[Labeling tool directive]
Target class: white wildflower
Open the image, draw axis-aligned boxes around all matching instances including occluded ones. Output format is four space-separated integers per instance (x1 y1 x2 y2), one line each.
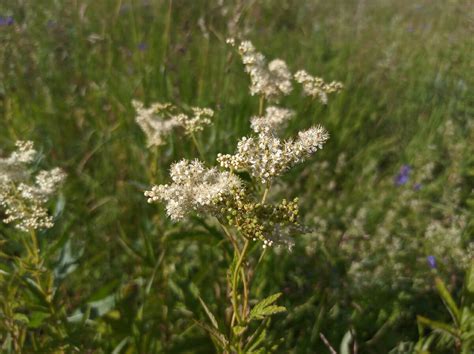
292 125 330 160
217 125 329 184
0 141 66 231
132 100 181 147
144 159 242 221
133 100 214 146
175 107 214 135
294 70 343 104
250 106 295 134
236 40 292 101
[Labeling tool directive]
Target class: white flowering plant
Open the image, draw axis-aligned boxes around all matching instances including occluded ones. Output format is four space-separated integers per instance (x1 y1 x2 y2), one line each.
142 39 342 352
0 141 69 352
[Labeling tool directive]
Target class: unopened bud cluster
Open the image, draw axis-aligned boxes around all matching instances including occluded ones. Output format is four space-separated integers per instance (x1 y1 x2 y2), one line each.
218 190 299 248
133 100 214 147
0 141 66 231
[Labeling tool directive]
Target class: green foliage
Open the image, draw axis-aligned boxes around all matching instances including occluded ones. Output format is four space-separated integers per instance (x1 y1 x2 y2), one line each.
416 261 474 353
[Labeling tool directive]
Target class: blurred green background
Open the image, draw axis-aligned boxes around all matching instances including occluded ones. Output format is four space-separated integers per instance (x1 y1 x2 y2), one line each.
0 0 472 353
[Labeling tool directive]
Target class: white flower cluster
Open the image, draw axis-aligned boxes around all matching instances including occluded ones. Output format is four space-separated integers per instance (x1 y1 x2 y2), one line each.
217 125 329 184
294 70 343 104
0 141 66 231
175 107 214 135
144 159 242 221
133 100 214 147
231 40 293 101
250 106 295 134
132 100 180 147
228 39 344 105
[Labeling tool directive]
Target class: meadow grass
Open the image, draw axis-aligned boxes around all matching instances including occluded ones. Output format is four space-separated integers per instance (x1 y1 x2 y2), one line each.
0 0 472 353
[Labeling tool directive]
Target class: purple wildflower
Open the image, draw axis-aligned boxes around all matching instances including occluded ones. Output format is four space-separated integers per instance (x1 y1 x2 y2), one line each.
414 183 422 191
138 42 148 51
0 16 14 26
394 165 411 186
427 256 436 269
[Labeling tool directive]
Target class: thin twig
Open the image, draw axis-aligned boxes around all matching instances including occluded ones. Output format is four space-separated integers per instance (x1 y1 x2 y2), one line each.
320 333 338 354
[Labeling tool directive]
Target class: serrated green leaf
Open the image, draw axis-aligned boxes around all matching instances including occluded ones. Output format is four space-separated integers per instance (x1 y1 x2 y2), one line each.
250 293 286 320
252 305 286 320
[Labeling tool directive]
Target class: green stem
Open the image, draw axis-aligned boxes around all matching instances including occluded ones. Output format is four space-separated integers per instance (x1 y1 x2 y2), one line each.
241 267 248 323
190 132 206 161
29 229 39 265
258 96 265 116
231 240 250 325
162 0 172 63
261 186 270 204
220 223 240 258
149 146 160 183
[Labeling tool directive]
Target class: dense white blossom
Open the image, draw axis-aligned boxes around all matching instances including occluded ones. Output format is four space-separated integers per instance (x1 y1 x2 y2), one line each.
0 141 66 231
217 125 329 184
294 70 343 104
144 159 242 220
233 40 293 101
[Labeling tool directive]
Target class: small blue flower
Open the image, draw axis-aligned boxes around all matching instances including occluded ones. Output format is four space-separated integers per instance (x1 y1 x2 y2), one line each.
394 165 411 186
427 255 436 269
0 16 14 26
414 183 422 191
